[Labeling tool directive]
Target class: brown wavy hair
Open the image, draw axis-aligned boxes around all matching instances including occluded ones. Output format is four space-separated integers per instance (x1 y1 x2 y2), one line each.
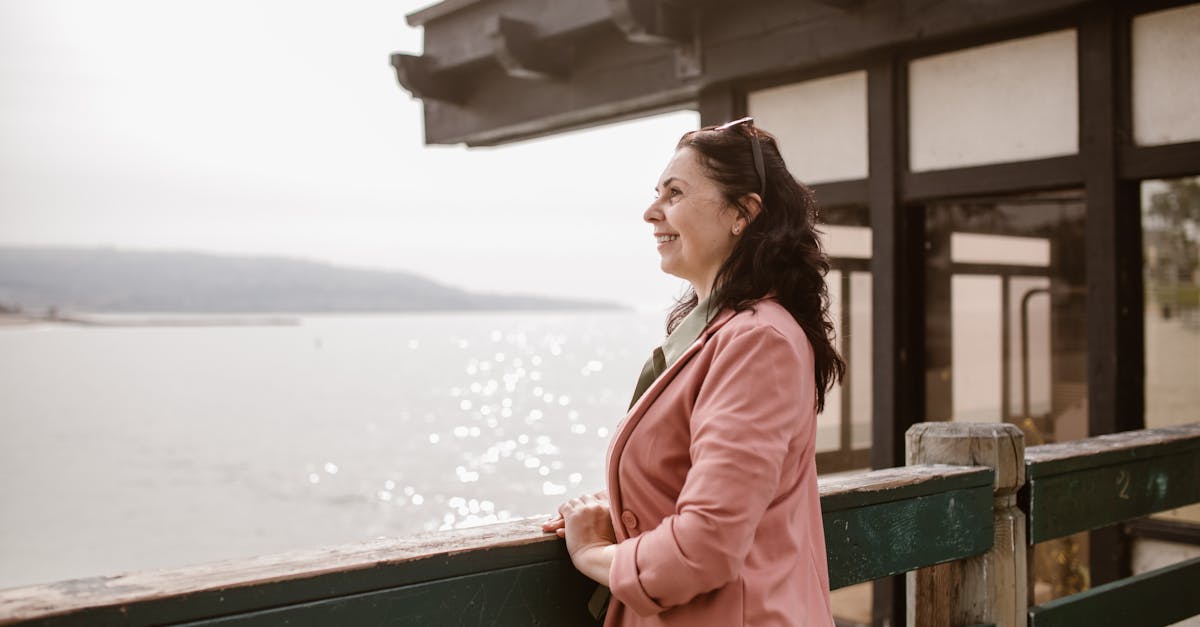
667 121 845 412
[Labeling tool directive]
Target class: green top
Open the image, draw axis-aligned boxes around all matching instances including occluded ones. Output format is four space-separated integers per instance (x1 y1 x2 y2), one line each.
628 295 716 409
662 294 715 366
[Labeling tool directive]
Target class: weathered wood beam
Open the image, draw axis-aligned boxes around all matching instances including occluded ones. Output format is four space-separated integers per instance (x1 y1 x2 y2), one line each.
906 423 1027 627
389 53 466 104
1024 422 1200 478
607 0 693 45
1027 449 1200 544
422 51 697 147
489 16 569 80
1023 423 1200 544
0 520 576 626
419 0 610 74
810 0 865 10
821 466 995 590
0 464 994 625
414 0 1094 145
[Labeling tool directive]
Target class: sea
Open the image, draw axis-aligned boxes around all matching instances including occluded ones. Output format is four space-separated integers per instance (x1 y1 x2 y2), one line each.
0 310 666 590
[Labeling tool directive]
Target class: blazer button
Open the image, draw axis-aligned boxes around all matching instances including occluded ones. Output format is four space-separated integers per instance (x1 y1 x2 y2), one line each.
620 510 639 530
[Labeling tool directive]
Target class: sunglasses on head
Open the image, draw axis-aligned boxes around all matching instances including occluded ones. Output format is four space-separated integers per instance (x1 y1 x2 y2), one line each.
715 116 766 199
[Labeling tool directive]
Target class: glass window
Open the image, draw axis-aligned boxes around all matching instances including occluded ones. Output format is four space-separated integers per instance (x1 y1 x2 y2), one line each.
924 191 1087 441
819 218 874 625
747 71 868 184
1132 4 1200 146
925 190 1090 604
908 30 1078 171
816 221 872 475
1142 176 1200 525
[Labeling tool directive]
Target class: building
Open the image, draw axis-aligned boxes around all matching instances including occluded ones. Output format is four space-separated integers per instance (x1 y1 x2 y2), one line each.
393 1 1200 623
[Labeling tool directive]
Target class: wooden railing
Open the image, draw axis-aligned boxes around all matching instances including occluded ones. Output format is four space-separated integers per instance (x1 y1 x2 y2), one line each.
0 422 1195 626
1023 424 1200 627
908 421 1200 627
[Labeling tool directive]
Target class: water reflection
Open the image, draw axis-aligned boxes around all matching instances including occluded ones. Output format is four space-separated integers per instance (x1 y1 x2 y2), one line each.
286 311 663 534
0 310 663 586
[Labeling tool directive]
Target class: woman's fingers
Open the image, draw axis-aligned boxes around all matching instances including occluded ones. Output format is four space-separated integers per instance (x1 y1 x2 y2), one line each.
547 494 610 535
548 495 584 531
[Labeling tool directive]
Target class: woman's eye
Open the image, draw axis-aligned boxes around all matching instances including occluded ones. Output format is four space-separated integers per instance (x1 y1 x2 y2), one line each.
653 188 681 200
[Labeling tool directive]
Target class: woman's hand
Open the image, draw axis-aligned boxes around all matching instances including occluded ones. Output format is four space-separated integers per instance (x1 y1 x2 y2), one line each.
543 491 616 585
541 489 608 535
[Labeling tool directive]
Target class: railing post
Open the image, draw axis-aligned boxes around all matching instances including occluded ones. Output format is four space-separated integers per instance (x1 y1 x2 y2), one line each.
905 422 1027 627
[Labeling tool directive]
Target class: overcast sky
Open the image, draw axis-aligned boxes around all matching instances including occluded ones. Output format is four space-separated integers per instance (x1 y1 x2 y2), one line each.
0 0 699 310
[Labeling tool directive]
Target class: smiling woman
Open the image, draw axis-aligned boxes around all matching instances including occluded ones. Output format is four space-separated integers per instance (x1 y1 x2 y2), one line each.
544 120 843 626
644 146 747 302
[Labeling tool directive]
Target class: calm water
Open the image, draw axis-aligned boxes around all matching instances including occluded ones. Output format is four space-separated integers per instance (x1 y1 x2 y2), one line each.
0 311 664 589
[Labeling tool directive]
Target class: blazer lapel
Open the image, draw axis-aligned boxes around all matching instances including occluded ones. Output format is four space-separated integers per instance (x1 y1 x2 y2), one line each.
605 308 739 538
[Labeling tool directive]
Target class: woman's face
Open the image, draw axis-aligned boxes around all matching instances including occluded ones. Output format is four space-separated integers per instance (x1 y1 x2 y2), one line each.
644 147 740 295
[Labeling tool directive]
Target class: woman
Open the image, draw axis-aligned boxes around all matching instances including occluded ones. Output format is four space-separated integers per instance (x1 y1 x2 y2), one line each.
543 118 843 626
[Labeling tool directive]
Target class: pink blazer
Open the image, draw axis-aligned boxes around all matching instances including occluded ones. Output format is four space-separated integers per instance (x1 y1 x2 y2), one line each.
605 298 834 626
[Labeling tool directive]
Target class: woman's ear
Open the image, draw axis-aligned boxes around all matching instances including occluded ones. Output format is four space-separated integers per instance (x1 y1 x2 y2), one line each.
742 193 763 223
731 193 762 236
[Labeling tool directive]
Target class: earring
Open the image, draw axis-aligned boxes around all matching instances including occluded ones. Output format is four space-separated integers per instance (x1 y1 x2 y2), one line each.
733 226 741 235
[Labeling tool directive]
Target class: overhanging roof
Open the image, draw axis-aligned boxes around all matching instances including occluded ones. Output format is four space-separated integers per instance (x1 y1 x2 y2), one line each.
394 0 1091 147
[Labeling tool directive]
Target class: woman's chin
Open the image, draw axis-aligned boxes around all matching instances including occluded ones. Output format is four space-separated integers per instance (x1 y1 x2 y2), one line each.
658 264 689 284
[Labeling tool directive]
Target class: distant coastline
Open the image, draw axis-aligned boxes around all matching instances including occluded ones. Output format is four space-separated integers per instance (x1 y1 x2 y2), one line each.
0 313 38 326
0 246 626 318
0 311 299 328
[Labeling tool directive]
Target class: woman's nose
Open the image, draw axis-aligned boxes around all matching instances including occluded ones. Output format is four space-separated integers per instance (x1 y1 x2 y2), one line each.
643 200 662 224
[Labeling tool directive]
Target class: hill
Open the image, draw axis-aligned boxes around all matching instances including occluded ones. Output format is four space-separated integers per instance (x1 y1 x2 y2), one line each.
0 247 621 314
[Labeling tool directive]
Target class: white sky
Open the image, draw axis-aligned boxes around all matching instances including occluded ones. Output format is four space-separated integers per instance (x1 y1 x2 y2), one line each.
0 0 699 310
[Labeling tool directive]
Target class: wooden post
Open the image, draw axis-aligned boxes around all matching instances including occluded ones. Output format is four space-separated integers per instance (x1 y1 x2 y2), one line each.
906 422 1027 627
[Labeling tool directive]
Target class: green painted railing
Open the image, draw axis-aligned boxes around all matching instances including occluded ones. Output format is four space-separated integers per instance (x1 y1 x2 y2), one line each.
905 422 1200 626
0 464 994 626
0 422 1194 626
822 465 993 590
1023 423 1200 627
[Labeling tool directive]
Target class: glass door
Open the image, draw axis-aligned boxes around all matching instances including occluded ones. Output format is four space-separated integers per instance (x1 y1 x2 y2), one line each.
923 190 1091 602
923 191 1088 443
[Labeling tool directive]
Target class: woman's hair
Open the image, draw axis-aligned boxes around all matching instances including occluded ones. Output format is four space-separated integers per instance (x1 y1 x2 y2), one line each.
668 121 845 412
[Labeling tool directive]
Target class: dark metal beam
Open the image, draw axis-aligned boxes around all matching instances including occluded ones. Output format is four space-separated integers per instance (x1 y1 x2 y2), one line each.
1079 1 1142 588
696 84 740 127
867 56 920 627
1119 141 1200 180
811 179 869 209
903 156 1082 202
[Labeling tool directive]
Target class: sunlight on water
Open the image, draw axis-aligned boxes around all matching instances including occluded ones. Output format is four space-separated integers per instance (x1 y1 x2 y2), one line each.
0 310 664 588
